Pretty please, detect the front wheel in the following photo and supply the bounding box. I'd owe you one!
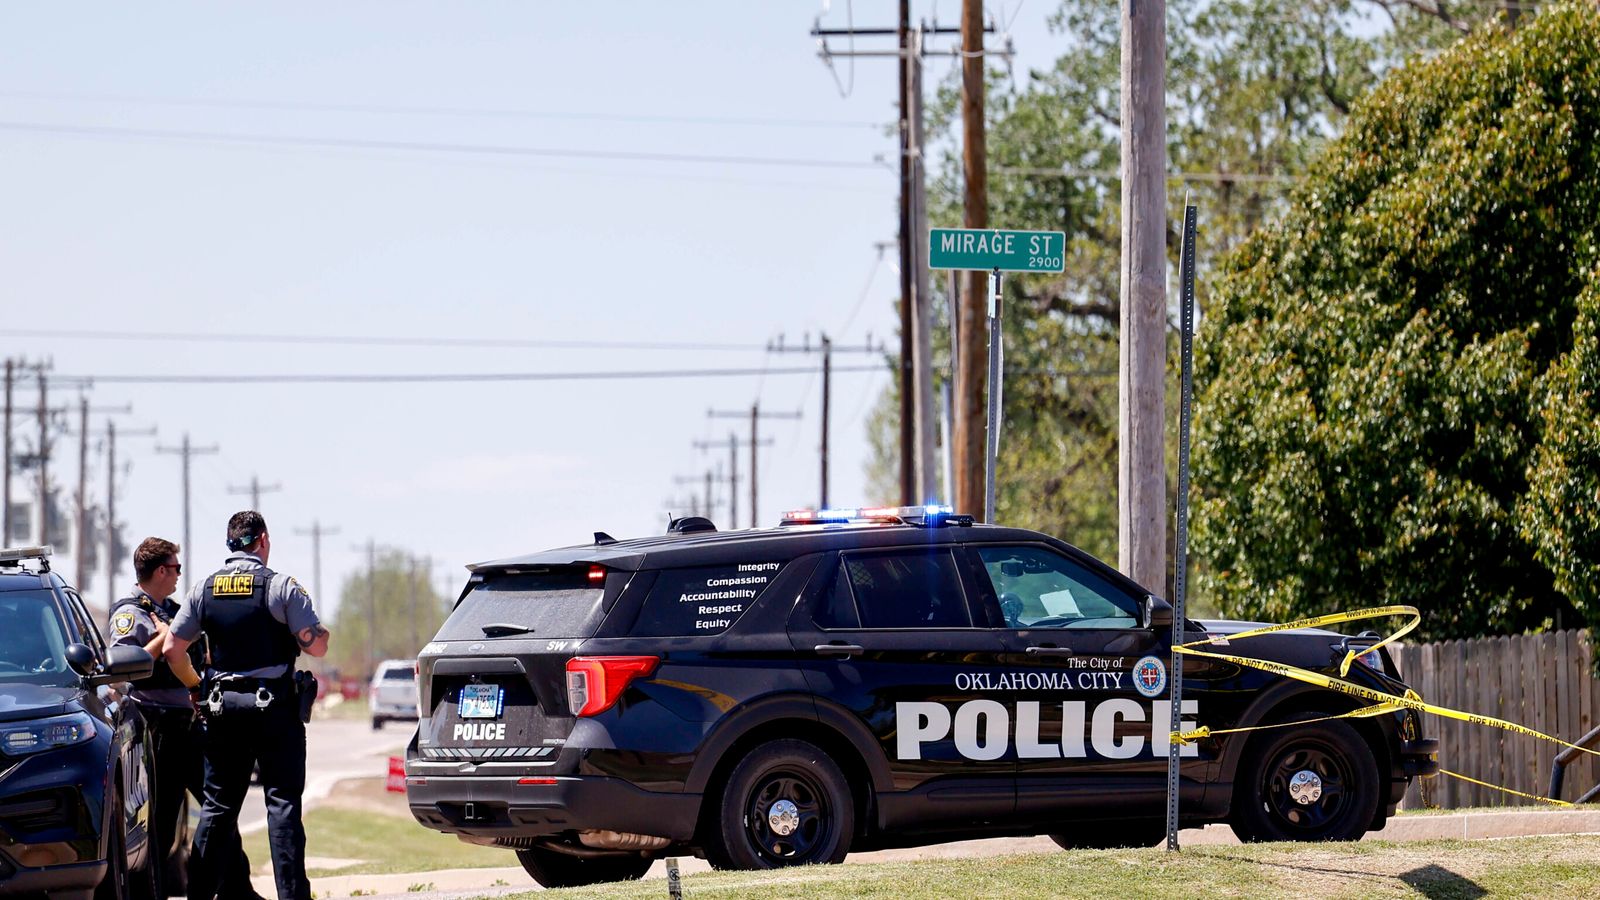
[514,846,651,888]
[1229,717,1380,843]
[705,738,854,870]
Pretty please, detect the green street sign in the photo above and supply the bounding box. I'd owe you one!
[929,227,1067,273]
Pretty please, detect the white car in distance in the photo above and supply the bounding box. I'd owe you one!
[370,658,420,730]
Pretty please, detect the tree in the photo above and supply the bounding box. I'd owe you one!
[330,548,450,678]
[1194,3,1600,639]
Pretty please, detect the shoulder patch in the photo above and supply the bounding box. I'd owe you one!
[287,576,309,599]
[112,610,136,636]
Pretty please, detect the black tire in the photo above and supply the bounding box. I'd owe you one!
[163,794,189,896]
[514,846,652,888]
[371,716,383,731]
[1049,820,1165,850]
[95,779,128,900]
[705,738,854,871]
[1229,716,1380,843]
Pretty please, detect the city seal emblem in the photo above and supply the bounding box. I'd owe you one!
[1132,655,1166,698]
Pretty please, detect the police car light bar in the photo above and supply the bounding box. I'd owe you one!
[0,545,53,564]
[778,506,972,528]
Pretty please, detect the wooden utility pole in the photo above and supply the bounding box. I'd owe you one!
[98,421,154,608]
[75,397,87,589]
[956,0,989,519]
[229,475,281,512]
[3,359,13,546]
[36,371,48,546]
[1119,0,1169,589]
[408,554,419,655]
[156,433,219,595]
[897,0,916,506]
[768,333,885,508]
[708,404,802,528]
[295,520,340,605]
[908,23,938,504]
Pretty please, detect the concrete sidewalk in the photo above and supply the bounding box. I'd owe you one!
[270,808,1600,899]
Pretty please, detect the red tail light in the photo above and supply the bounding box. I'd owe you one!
[565,656,659,717]
[587,564,607,584]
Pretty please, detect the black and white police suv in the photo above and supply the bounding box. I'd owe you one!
[0,546,158,900]
[405,507,1439,888]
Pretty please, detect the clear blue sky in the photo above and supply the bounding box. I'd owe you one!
[0,2,1056,622]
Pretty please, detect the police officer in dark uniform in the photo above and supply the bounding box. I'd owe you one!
[164,512,329,900]
[108,537,263,899]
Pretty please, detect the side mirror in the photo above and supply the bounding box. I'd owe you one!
[90,644,155,685]
[65,642,97,677]
[1144,595,1174,631]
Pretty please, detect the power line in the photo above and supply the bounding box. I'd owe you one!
[0,120,886,171]
[3,327,768,352]
[0,89,884,130]
[52,364,890,386]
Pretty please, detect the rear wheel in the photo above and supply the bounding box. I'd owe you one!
[514,846,651,888]
[371,716,384,731]
[1230,717,1380,843]
[1049,820,1165,850]
[706,739,854,870]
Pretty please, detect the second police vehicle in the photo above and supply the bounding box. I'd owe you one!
[404,508,1439,888]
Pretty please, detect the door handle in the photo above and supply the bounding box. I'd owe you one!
[1024,646,1074,657]
[814,643,865,657]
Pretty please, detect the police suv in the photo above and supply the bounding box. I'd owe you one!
[405,508,1438,888]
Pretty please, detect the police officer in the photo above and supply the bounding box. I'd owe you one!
[109,537,263,900]
[164,512,330,900]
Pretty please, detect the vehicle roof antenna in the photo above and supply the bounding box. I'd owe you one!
[594,531,618,546]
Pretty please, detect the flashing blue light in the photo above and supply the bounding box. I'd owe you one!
[924,505,952,516]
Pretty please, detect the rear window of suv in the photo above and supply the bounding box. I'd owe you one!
[630,561,784,636]
[437,568,606,641]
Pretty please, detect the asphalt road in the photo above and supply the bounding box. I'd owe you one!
[238,713,411,834]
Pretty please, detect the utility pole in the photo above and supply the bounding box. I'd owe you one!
[156,434,219,595]
[811,12,1005,509]
[229,475,281,512]
[694,434,769,527]
[3,359,12,545]
[708,405,800,528]
[956,0,990,519]
[100,421,155,609]
[1120,0,1168,589]
[36,370,47,547]
[356,539,376,678]
[408,554,419,655]
[295,520,341,604]
[704,469,714,520]
[75,398,87,588]
[769,333,886,508]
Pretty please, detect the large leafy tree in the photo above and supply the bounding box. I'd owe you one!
[1194,3,1600,637]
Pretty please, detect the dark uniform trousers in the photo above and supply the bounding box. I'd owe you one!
[142,706,258,898]
[189,683,309,900]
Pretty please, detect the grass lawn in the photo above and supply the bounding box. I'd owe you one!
[498,836,1600,900]
[241,805,514,877]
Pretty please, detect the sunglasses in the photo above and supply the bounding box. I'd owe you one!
[160,562,182,574]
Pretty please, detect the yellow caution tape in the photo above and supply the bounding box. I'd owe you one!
[1174,702,1401,745]
[1170,604,1600,805]
[1438,769,1573,807]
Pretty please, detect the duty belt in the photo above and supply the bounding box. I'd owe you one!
[205,674,294,717]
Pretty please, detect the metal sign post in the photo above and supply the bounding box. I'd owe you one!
[929,227,1064,522]
[1166,203,1199,852]
[984,267,1003,522]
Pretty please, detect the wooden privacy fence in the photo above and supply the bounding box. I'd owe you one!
[1393,629,1598,809]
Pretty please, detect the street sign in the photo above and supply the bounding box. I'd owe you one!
[928,227,1067,273]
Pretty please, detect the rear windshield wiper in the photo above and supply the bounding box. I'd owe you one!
[480,622,536,637]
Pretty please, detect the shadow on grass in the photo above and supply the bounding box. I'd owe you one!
[1397,864,1487,899]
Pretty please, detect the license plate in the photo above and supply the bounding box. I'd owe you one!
[458,684,504,719]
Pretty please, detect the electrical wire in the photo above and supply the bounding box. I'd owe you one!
[0,89,883,130]
[0,120,885,171]
[51,364,890,386]
[3,327,767,352]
